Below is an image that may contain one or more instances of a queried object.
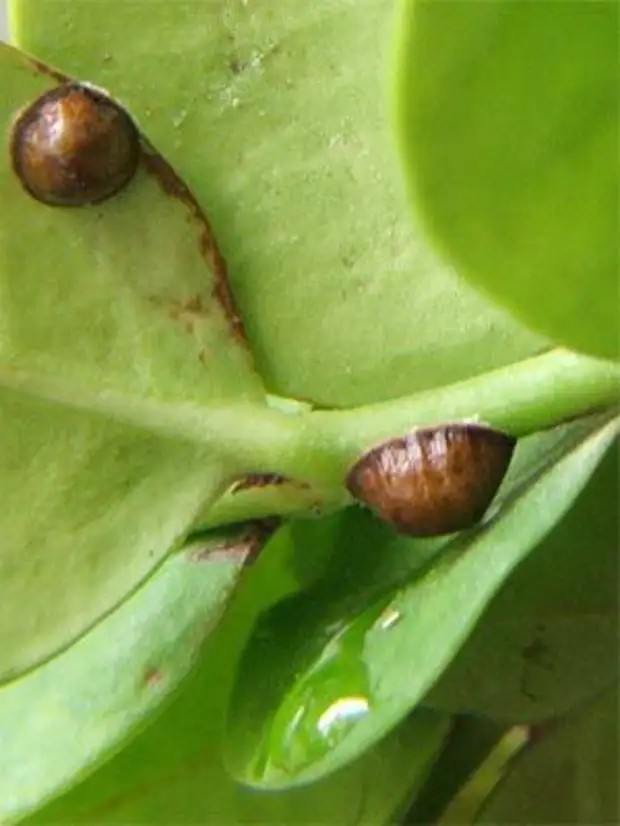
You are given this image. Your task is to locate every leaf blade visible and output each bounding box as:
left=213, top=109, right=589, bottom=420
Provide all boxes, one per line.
left=395, top=0, right=619, bottom=359
left=11, top=0, right=547, bottom=407
left=0, top=44, right=265, bottom=681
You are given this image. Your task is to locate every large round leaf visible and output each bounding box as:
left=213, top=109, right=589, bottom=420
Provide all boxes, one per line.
left=395, top=0, right=618, bottom=360
left=11, top=0, right=546, bottom=407
left=0, top=44, right=265, bottom=682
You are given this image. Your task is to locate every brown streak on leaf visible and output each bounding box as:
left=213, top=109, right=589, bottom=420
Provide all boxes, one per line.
left=20, top=59, right=249, bottom=349
left=231, top=473, right=311, bottom=493
left=26, top=56, right=68, bottom=85
left=187, top=519, right=279, bottom=566
left=140, top=141, right=247, bottom=346
left=142, top=667, right=165, bottom=689
left=231, top=473, right=288, bottom=492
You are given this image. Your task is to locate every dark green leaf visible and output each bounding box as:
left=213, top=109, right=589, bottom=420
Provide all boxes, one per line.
left=476, top=685, right=619, bottom=823
left=426, top=440, right=618, bottom=722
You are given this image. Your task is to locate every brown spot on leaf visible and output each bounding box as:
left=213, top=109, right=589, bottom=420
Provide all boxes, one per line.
left=140, top=142, right=246, bottom=346
left=231, top=473, right=288, bottom=492
left=142, top=667, right=165, bottom=688
left=188, top=518, right=279, bottom=566
left=168, top=294, right=207, bottom=333
left=346, top=423, right=516, bottom=537
left=26, top=57, right=68, bottom=85
left=520, top=624, right=554, bottom=701
left=230, top=473, right=312, bottom=493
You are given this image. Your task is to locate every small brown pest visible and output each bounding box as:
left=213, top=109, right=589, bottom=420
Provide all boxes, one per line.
left=345, top=423, right=516, bottom=537
left=9, top=82, right=140, bottom=207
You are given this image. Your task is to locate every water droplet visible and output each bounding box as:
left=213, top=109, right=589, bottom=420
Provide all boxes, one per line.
left=251, top=600, right=391, bottom=782
left=317, top=695, right=370, bottom=741
left=374, top=606, right=401, bottom=631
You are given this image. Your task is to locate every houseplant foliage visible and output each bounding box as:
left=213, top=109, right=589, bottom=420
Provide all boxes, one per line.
left=0, top=0, right=617, bottom=823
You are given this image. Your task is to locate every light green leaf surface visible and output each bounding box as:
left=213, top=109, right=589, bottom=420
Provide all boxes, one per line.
left=395, top=0, right=619, bottom=360
left=0, top=43, right=264, bottom=682
left=20, top=526, right=450, bottom=825
left=11, top=0, right=546, bottom=408
left=0, top=527, right=260, bottom=822
left=225, top=415, right=618, bottom=788
left=476, top=685, right=619, bottom=824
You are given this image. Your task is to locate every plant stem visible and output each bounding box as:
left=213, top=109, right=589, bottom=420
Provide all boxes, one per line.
left=300, top=349, right=619, bottom=483
left=2, top=350, right=618, bottom=492
left=182, top=349, right=620, bottom=489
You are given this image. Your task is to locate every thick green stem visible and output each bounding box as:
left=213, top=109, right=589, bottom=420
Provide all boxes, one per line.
left=298, top=349, right=619, bottom=484
left=184, top=349, right=620, bottom=516
left=2, top=350, right=618, bottom=495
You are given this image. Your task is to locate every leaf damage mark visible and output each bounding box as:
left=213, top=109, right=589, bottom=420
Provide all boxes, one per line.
left=140, top=143, right=247, bottom=346
left=230, top=473, right=311, bottom=493
left=520, top=623, right=554, bottom=701
left=142, top=666, right=165, bottom=689
left=21, top=53, right=247, bottom=348
left=187, top=518, right=279, bottom=566
left=26, top=55, right=68, bottom=85
left=231, top=473, right=288, bottom=492
left=168, top=294, right=209, bottom=335
left=147, top=295, right=216, bottom=366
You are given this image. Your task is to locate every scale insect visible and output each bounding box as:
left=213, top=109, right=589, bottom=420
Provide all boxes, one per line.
left=9, top=82, right=140, bottom=207
left=346, top=423, right=516, bottom=537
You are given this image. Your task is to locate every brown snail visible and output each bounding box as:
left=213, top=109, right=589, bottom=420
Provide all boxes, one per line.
left=9, top=82, right=140, bottom=207
left=345, top=423, right=516, bottom=537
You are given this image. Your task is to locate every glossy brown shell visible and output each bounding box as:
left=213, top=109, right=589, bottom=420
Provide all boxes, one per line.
left=346, top=423, right=516, bottom=537
left=10, top=82, right=140, bottom=207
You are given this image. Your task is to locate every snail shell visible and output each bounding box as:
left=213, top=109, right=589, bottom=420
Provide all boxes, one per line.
left=345, top=423, right=516, bottom=537
left=10, top=82, right=140, bottom=207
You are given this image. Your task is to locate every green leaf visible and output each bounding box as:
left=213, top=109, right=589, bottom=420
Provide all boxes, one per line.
left=0, top=43, right=265, bottom=683
left=0, top=526, right=264, bottom=822
left=225, top=415, right=618, bottom=788
left=476, top=685, right=619, bottom=823
left=19, top=526, right=450, bottom=825
left=426, top=439, right=618, bottom=722
left=395, top=0, right=619, bottom=360
left=11, top=0, right=546, bottom=408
